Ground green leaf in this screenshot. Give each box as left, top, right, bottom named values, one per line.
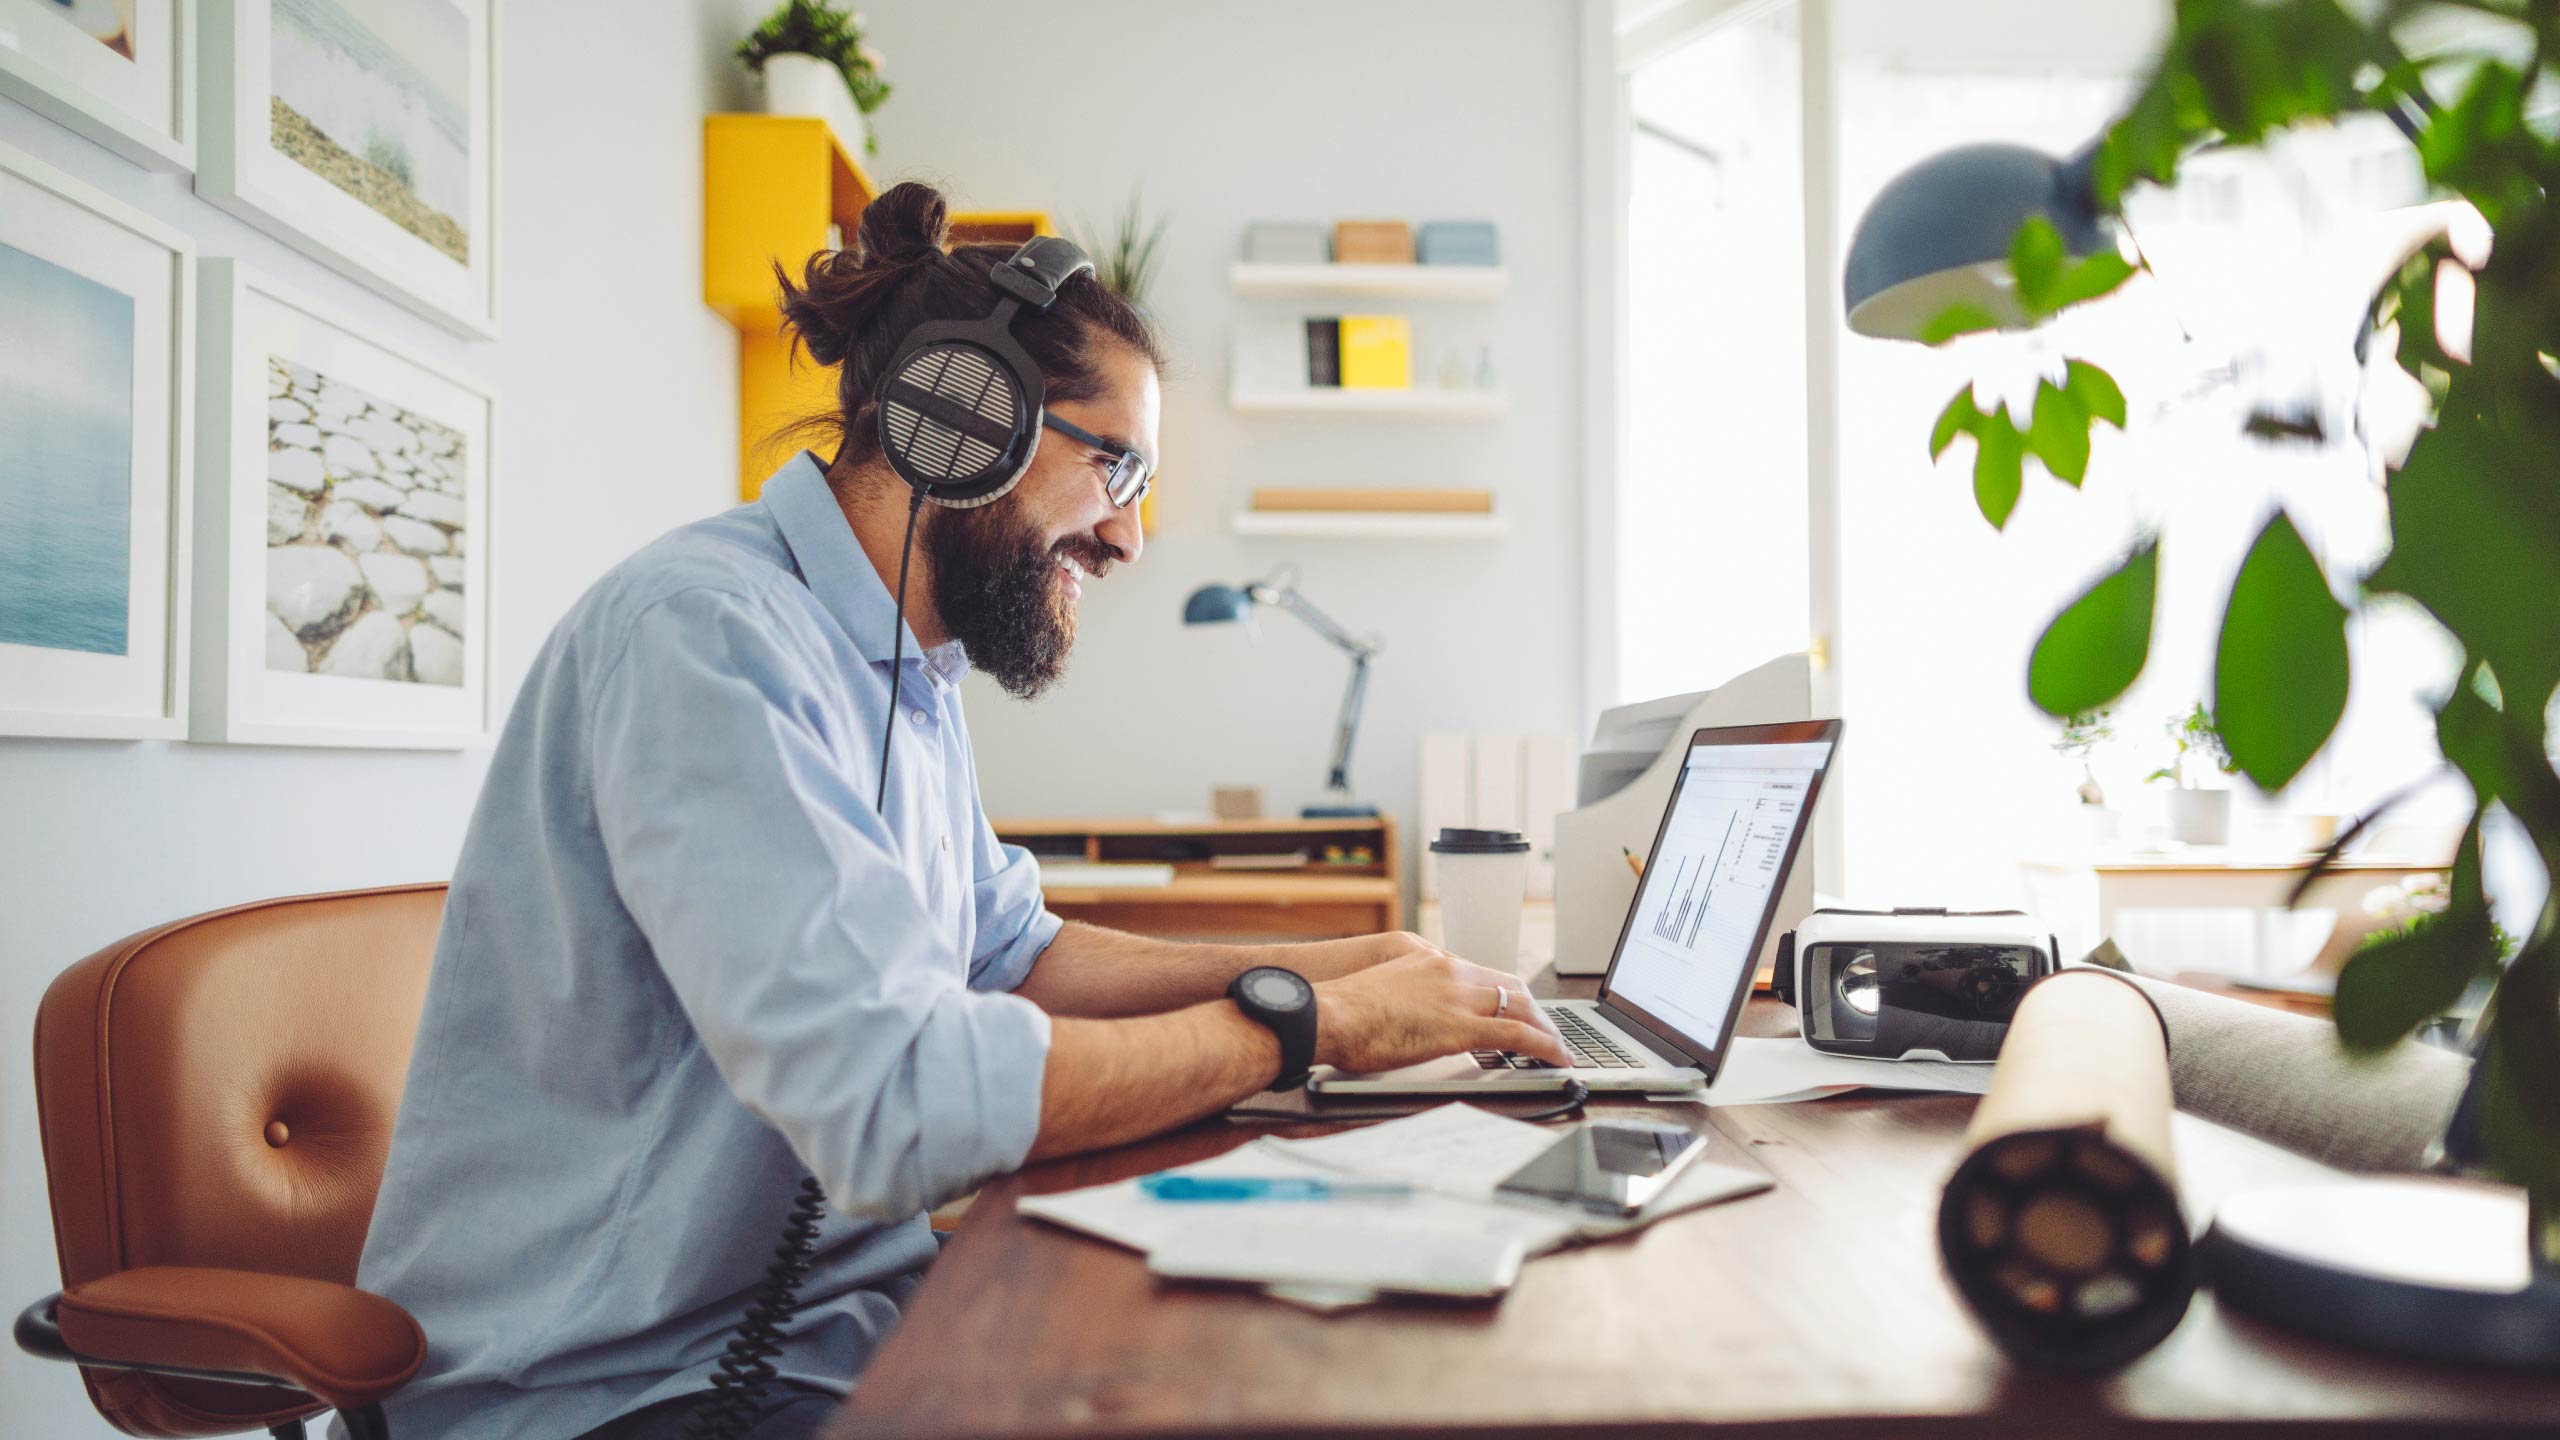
left=2063, top=359, right=2126, bottom=429
left=2028, top=539, right=2157, bottom=717
left=2368, top=409, right=2560, bottom=725
left=1920, top=302, right=2003, bottom=346
left=1930, top=385, right=1983, bottom=461
left=2477, top=941, right=2560, bottom=1192
left=2025, top=380, right=2092, bottom=486
left=2010, top=215, right=2065, bottom=316
left=2334, top=905, right=2497, bottom=1051
left=2050, top=251, right=2137, bottom=310
left=1972, top=410, right=2026, bottom=530
left=2213, top=512, right=2349, bottom=792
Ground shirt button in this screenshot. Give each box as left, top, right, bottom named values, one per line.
left=940, top=834, right=951, bottom=852
left=910, top=708, right=928, bottom=726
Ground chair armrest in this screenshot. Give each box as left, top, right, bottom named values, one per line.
left=51, top=1266, right=424, bottom=1411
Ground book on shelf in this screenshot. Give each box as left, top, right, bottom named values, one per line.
left=1339, top=315, right=1413, bottom=390
left=1304, top=318, right=1341, bottom=388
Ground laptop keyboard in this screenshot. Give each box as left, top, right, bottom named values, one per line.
left=1472, top=1007, right=1642, bottom=1070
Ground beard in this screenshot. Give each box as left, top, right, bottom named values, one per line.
left=923, top=499, right=1109, bottom=700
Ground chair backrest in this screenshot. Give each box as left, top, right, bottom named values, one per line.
left=32, top=883, right=446, bottom=1434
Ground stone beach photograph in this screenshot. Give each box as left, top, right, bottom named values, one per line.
left=269, top=0, right=470, bottom=265
left=263, top=356, right=469, bottom=686
left=0, top=238, right=133, bottom=659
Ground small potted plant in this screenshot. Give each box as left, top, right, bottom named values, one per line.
left=2147, top=702, right=2238, bottom=846
left=738, top=0, right=891, bottom=158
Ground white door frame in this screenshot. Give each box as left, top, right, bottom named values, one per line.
left=1579, top=0, right=1849, bottom=883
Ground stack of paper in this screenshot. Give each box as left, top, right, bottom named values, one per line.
left=1019, top=1105, right=1772, bottom=1311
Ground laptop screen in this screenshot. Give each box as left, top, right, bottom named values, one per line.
left=1599, top=723, right=1838, bottom=1070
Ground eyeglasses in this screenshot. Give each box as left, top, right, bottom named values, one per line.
left=1041, top=412, right=1153, bottom=509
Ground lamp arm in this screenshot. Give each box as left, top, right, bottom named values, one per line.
left=1327, top=651, right=1373, bottom=797
left=1267, top=586, right=1379, bottom=661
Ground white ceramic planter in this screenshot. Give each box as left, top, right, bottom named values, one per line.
left=760, top=52, right=869, bottom=160
left=2166, top=788, right=2232, bottom=847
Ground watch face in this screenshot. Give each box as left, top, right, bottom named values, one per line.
left=1244, top=969, right=1308, bottom=1011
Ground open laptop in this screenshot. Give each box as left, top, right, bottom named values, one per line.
left=1308, top=718, right=1841, bottom=1096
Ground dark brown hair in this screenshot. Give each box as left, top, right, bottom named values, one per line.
left=774, top=181, right=1164, bottom=473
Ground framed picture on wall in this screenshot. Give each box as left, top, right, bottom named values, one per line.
left=194, top=258, right=493, bottom=748
left=0, top=1, right=196, bottom=171
left=197, top=0, right=497, bottom=338
left=0, top=140, right=195, bottom=739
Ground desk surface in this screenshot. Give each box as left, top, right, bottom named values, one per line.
left=833, top=990, right=2560, bottom=1438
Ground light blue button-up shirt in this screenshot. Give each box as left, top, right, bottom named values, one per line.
left=355, top=452, right=1061, bottom=1438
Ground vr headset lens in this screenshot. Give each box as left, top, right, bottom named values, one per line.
left=1804, top=942, right=2041, bottom=1060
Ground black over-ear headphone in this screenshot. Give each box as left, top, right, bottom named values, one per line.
left=871, top=234, right=1098, bottom=508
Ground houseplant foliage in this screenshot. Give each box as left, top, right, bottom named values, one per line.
left=1923, top=0, right=2560, bottom=1240
left=738, top=0, right=892, bottom=153
left=1074, top=189, right=1171, bottom=308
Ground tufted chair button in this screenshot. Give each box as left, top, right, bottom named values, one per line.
left=265, top=1120, right=291, bottom=1148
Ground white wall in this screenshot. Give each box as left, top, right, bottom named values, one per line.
left=858, top=0, right=1585, bottom=853
left=0, top=7, right=748, bottom=1433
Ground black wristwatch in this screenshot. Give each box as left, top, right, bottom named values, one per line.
left=1228, top=966, right=1318, bottom=1091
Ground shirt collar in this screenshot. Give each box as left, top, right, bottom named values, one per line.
left=760, top=451, right=972, bottom=684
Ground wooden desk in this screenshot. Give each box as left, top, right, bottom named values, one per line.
left=834, top=986, right=2560, bottom=1438
left=1000, top=816, right=1402, bottom=940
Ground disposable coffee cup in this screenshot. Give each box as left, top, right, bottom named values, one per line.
left=1431, top=828, right=1532, bottom=975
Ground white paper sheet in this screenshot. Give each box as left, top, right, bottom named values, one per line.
left=1684, top=1035, right=1997, bottom=1106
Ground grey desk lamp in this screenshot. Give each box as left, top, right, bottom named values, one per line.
left=1182, top=565, right=1379, bottom=819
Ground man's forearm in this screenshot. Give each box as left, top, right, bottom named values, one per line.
left=1011, top=919, right=1391, bottom=1017
left=1028, top=1002, right=1281, bottom=1159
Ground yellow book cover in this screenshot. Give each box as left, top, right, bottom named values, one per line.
left=1338, top=315, right=1413, bottom=390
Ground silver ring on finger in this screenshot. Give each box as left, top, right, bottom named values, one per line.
left=1494, top=988, right=1510, bottom=1019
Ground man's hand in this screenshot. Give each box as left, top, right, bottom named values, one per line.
left=1311, top=942, right=1571, bottom=1072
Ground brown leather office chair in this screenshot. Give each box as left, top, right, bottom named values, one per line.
left=17, top=884, right=446, bottom=1439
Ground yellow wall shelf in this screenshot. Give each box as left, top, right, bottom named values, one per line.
left=703, top=113, right=1052, bottom=499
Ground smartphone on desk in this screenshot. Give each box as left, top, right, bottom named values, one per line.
left=1493, top=1119, right=1709, bottom=1217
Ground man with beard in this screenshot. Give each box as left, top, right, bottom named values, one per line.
left=353, top=183, right=1570, bottom=1440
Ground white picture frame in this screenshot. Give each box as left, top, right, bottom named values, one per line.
left=0, top=139, right=194, bottom=739
left=0, top=0, right=196, bottom=171
left=197, top=0, right=496, bottom=338
left=194, top=258, right=493, bottom=748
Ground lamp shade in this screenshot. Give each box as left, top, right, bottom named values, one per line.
left=1182, top=583, right=1253, bottom=625
left=1843, top=142, right=2107, bottom=340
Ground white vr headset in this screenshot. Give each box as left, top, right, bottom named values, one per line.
left=1771, top=908, right=2060, bottom=1062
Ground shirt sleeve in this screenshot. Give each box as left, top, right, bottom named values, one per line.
left=954, top=722, right=1061, bottom=993
left=588, top=583, right=1052, bottom=1223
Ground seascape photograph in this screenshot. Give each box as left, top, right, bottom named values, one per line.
left=0, top=238, right=134, bottom=658
left=269, top=0, right=470, bottom=264
left=264, top=356, right=469, bottom=686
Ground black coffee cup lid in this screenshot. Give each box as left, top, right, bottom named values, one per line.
left=1431, top=828, right=1530, bottom=854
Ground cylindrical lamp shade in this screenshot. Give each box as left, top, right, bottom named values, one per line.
left=1844, top=143, right=2107, bottom=339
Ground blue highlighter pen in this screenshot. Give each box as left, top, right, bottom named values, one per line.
left=1138, top=1173, right=1414, bottom=1203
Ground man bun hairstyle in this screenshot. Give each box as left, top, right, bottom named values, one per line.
left=774, top=180, right=1163, bottom=473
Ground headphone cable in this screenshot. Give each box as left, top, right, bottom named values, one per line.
left=690, top=485, right=930, bottom=1440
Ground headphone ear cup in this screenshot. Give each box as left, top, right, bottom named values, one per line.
left=876, top=340, right=1036, bottom=508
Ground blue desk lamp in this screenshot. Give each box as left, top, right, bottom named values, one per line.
left=1843, top=142, right=2109, bottom=339
left=1183, top=566, right=1380, bottom=818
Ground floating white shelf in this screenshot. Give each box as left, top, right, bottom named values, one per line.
left=1228, top=386, right=1508, bottom=418
left=1230, top=262, right=1507, bottom=300
left=1231, top=511, right=1510, bottom=541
